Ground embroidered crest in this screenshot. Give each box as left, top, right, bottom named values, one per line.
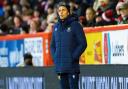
left=55, top=28, right=57, bottom=31
left=72, top=75, right=75, bottom=79
left=67, top=27, right=71, bottom=32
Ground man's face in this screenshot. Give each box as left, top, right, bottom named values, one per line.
left=57, top=6, right=69, bottom=20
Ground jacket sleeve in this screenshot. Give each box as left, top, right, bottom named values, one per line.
left=72, top=22, right=87, bottom=60
left=50, top=30, right=56, bottom=61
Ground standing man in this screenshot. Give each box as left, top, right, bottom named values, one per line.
left=50, top=1, right=87, bottom=89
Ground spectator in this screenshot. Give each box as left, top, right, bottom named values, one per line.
left=101, top=10, right=117, bottom=25
left=38, top=0, right=55, bottom=18
left=95, top=0, right=117, bottom=26
left=17, top=52, right=33, bottom=67
left=46, top=5, right=57, bottom=24
left=0, top=23, right=9, bottom=35
left=44, top=5, right=57, bottom=32
left=10, top=15, right=24, bottom=34
left=116, top=1, right=124, bottom=16
left=23, top=53, right=33, bottom=66
left=22, top=8, right=32, bottom=25
left=32, top=9, right=41, bottom=22
left=117, top=2, right=128, bottom=24
left=29, top=20, right=41, bottom=34
left=95, top=10, right=117, bottom=26
left=19, top=0, right=30, bottom=7
left=93, top=0, right=101, bottom=11
left=22, top=5, right=32, bottom=17
left=40, top=19, right=48, bottom=32
left=82, top=7, right=96, bottom=27
left=97, top=0, right=116, bottom=12
left=73, top=0, right=89, bottom=16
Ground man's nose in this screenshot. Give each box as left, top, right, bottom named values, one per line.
left=60, top=11, right=63, bottom=14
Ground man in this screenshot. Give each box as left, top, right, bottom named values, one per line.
left=50, top=2, right=87, bottom=89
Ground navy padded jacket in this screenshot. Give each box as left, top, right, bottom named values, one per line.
left=50, top=14, right=87, bottom=73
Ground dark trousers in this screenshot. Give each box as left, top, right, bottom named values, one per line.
left=58, top=73, right=79, bottom=89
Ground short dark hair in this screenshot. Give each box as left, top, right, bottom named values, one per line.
left=24, top=53, right=33, bottom=66
left=24, top=53, right=32, bottom=60
left=57, top=1, right=70, bottom=13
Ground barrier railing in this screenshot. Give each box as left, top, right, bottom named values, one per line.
left=0, top=25, right=128, bottom=67
left=81, top=25, right=128, bottom=64
left=0, top=32, right=53, bottom=67
left=0, top=65, right=128, bottom=89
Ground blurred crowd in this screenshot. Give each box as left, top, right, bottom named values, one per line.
left=0, top=0, right=128, bottom=35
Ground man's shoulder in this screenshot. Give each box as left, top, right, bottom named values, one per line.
left=53, top=22, right=60, bottom=31
left=54, top=22, right=60, bottom=27
left=71, top=21, right=82, bottom=27
left=71, top=21, right=79, bottom=24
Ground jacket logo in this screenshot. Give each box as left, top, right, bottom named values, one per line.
left=55, top=28, right=57, bottom=31
left=67, top=27, right=71, bottom=32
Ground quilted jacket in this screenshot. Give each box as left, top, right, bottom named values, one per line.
left=50, top=14, right=87, bottom=73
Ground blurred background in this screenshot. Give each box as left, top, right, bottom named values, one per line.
left=0, top=0, right=128, bottom=89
